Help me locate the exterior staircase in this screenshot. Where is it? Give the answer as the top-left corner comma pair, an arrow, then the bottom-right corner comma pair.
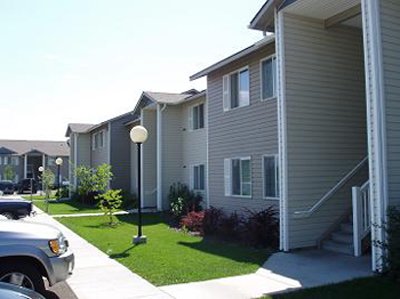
322,215 -> 354,255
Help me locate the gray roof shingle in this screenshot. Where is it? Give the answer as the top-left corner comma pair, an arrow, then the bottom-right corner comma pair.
0,140 -> 69,156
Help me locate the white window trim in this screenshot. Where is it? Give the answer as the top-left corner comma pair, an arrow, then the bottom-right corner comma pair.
262,154 -> 280,200
260,54 -> 278,102
192,163 -> 205,191
229,156 -> 252,198
92,130 -> 105,150
190,103 -> 205,131
223,66 -> 250,112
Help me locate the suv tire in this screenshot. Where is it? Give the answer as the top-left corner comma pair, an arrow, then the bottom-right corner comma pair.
0,261 -> 45,294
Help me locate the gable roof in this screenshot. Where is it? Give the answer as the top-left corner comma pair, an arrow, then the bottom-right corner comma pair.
143,90 -> 199,105
65,123 -> 95,137
248,0 -> 287,31
0,140 -> 69,156
190,36 -> 275,80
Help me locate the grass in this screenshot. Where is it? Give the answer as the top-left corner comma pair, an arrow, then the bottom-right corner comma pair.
22,194 -> 56,201
29,196 -> 103,215
262,276 -> 400,299
58,213 -> 270,286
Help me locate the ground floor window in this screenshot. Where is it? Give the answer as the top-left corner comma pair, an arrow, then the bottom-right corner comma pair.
263,155 -> 279,199
224,157 -> 251,197
193,164 -> 205,190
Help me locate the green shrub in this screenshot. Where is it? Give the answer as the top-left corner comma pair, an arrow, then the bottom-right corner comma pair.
120,191 -> 138,210
55,186 -> 69,199
97,189 -> 122,225
168,183 -> 202,222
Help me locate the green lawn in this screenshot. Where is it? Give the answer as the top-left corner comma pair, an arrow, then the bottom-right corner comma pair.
22,195 -> 56,201
262,276 -> 400,299
58,214 -> 270,286
31,198 -> 103,215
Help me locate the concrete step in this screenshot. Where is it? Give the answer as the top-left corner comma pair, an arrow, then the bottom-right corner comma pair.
331,231 -> 353,244
322,240 -> 354,256
340,223 -> 353,234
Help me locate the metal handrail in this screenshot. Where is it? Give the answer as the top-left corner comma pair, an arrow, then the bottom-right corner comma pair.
294,156 -> 368,218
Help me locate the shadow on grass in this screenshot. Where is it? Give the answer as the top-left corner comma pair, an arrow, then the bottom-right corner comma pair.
115,213 -> 169,226
108,244 -> 146,259
177,237 -> 271,266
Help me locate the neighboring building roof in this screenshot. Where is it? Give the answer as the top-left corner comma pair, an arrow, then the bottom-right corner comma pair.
0,140 -> 69,156
65,123 -> 94,137
190,36 -> 275,80
143,91 -> 192,105
87,111 -> 135,133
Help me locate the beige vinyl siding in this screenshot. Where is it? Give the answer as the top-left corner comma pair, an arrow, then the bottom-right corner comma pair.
91,126 -> 108,168
161,105 -> 183,210
76,134 -> 91,167
181,96 -> 208,203
142,109 -> 157,208
207,42 -> 279,214
110,116 -> 133,192
282,14 -> 367,248
381,0 -> 400,207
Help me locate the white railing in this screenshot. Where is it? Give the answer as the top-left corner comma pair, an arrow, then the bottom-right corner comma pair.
352,181 -> 370,257
294,156 -> 368,218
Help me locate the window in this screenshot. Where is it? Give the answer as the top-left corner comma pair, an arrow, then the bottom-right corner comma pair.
12,157 -> 19,166
224,157 -> 251,197
193,164 -> 205,190
223,68 -> 250,111
192,104 -> 205,130
263,155 -> 279,199
48,157 -> 55,166
261,56 -> 277,100
93,131 -> 105,150
3,156 -> 9,165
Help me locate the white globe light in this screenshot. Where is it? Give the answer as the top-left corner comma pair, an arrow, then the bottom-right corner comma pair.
130,126 -> 148,144
38,166 -> 44,172
55,157 -> 63,165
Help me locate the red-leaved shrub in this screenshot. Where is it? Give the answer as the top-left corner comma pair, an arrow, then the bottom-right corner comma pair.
180,211 -> 205,234
203,206 -> 224,235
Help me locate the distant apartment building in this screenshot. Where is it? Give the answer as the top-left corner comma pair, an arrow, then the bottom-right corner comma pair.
66,111 -> 137,193
0,139 -> 69,183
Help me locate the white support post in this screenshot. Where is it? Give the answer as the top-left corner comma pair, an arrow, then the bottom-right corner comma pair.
352,186 -> 362,257
24,154 -> 28,179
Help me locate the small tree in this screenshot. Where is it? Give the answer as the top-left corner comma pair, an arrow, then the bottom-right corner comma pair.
42,169 -> 55,199
75,164 -> 113,204
97,189 -> 122,226
3,165 -> 15,181
93,164 -> 113,193
75,166 -> 94,202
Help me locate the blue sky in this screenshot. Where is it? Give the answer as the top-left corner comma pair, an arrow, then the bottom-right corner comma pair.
0,0 -> 265,140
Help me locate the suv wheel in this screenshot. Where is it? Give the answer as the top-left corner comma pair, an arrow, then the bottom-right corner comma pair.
1,212 -> 15,220
0,262 -> 45,294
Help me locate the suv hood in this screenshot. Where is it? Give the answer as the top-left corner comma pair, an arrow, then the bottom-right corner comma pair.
0,220 -> 61,240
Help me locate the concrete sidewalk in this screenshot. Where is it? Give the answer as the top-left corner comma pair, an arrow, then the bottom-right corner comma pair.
30,208 -> 172,299
160,250 -> 373,299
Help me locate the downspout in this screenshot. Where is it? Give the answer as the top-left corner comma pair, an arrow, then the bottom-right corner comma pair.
73,133 -> 78,191
107,122 -> 111,189
157,104 -> 167,211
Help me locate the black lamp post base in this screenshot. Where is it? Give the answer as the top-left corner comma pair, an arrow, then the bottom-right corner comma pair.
133,235 -> 147,244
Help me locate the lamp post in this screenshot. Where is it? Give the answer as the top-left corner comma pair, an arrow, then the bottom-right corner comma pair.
130,125 -> 148,244
38,166 -> 48,212
55,157 -> 63,201
38,166 -> 44,195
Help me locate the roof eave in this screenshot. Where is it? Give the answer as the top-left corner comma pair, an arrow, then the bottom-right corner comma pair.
190,36 -> 275,81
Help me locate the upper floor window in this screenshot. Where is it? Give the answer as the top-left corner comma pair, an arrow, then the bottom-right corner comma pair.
223,68 -> 250,111
192,103 -> 205,130
93,131 -> 105,150
261,56 -> 277,100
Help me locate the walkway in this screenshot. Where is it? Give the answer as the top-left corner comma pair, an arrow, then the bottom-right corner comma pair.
30,207 -> 172,299
160,250 -> 373,299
